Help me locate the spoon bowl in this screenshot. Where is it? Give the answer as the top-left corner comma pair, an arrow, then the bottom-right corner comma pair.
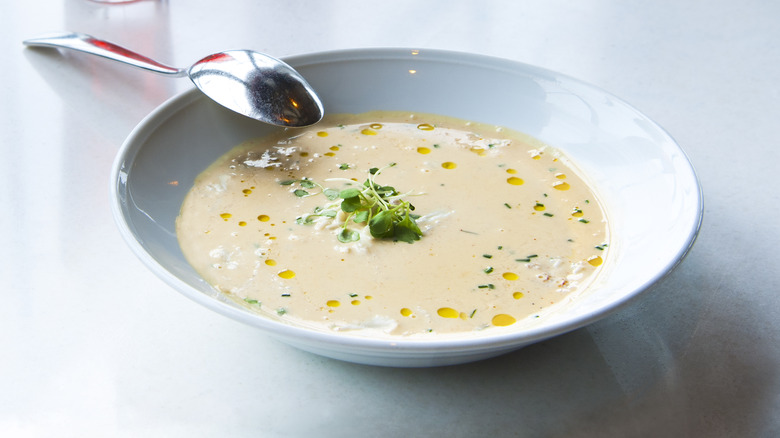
23,32 -> 324,127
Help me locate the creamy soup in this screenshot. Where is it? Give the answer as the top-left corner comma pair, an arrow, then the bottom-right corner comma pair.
176,112 -> 609,337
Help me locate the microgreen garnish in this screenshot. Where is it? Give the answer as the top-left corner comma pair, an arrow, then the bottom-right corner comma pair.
292,163 -> 424,244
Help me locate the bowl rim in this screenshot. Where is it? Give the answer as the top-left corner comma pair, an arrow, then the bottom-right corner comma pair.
110,47 -> 703,353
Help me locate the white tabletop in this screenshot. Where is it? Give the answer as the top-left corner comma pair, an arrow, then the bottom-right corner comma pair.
2,1 -> 778,436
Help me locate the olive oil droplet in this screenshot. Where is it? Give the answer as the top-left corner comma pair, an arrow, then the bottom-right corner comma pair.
437,307 -> 459,318
587,256 -> 603,267
278,270 -> 296,279
492,314 -> 517,326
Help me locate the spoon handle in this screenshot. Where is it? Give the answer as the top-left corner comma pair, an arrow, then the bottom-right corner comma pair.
23,32 -> 187,77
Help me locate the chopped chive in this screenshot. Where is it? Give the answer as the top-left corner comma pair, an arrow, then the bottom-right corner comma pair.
348,293 -> 358,298
543,212 -> 554,217
504,203 -> 512,209
578,218 -> 590,223
469,309 -> 477,318
483,254 -> 493,259
484,267 -> 494,274
516,258 -> 531,263
281,293 -> 291,297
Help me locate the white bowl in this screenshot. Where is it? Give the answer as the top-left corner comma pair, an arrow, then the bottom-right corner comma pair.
111,48 -> 702,367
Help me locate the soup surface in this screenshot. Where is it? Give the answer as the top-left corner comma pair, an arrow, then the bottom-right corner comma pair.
176,112 -> 609,337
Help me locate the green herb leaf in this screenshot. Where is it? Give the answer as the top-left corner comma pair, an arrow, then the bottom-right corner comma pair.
393,213 -> 422,243
323,188 -> 340,201
339,188 -> 362,199
340,195 -> 362,212
337,228 -> 360,243
290,163 -> 424,244
369,210 -> 395,238
353,210 -> 370,223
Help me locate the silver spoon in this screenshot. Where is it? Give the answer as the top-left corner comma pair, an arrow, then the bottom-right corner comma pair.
23,32 -> 324,127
